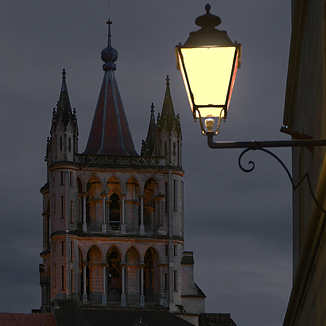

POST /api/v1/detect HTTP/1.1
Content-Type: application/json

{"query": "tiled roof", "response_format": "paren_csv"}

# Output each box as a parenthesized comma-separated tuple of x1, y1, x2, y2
(0, 313, 55, 326)
(54, 300, 194, 326)
(84, 69, 137, 156)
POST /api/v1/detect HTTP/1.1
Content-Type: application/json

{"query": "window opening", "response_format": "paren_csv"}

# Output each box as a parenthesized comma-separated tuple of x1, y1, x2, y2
(173, 180, 177, 211)
(61, 196, 64, 219)
(165, 182, 168, 213)
(107, 250, 121, 302)
(109, 193, 120, 230)
(70, 201, 73, 223)
(174, 270, 177, 291)
(164, 273, 168, 291)
(53, 194, 56, 214)
(61, 266, 65, 291)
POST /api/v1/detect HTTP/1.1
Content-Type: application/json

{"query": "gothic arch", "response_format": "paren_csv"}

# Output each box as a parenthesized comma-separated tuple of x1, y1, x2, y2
(76, 174, 86, 192)
(125, 244, 141, 261)
(85, 243, 104, 260)
(143, 176, 161, 195)
(107, 244, 122, 257)
(85, 173, 102, 186)
(144, 244, 162, 263)
(78, 245, 86, 261)
(126, 175, 140, 199)
(107, 175, 122, 197)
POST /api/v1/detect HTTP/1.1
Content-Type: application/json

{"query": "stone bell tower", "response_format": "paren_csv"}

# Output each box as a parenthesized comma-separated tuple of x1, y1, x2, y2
(39, 20, 205, 325)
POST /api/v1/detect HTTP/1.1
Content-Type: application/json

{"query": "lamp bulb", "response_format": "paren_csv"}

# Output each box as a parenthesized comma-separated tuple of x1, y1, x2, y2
(205, 118, 215, 132)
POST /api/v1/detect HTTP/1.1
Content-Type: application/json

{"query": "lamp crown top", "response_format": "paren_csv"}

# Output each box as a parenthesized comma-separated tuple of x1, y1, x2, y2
(195, 3, 221, 29)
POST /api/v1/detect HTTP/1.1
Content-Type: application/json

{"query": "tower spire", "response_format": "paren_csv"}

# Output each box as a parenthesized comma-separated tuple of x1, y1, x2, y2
(155, 76, 182, 167)
(158, 75, 180, 132)
(84, 21, 137, 156)
(53, 69, 72, 127)
(141, 103, 157, 156)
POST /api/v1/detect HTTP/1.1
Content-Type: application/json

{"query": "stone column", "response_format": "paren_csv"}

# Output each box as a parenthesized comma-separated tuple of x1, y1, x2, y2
(152, 199, 155, 230)
(121, 195, 126, 234)
(101, 192, 107, 233)
(159, 197, 163, 226)
(107, 200, 111, 230)
(139, 195, 145, 234)
(121, 264, 126, 306)
(82, 193, 87, 233)
(140, 264, 145, 306)
(159, 265, 164, 306)
(83, 264, 87, 303)
(102, 264, 107, 305)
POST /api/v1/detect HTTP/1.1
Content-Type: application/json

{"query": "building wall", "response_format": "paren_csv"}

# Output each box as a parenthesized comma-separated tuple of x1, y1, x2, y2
(283, 0, 326, 325)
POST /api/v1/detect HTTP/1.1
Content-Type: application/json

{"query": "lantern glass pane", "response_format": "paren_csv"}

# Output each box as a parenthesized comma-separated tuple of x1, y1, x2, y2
(181, 46, 236, 117)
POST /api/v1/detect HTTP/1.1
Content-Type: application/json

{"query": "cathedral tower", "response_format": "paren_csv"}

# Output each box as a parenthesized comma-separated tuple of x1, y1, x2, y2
(40, 21, 205, 324)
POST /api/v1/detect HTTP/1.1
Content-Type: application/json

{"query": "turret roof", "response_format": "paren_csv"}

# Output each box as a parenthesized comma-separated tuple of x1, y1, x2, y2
(84, 21, 137, 156)
(157, 76, 181, 135)
(51, 70, 77, 132)
(141, 103, 157, 156)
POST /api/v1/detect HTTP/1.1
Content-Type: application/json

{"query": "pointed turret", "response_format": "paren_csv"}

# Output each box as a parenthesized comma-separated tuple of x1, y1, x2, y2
(48, 70, 78, 164)
(84, 21, 137, 156)
(157, 76, 180, 133)
(141, 103, 157, 156)
(155, 76, 182, 167)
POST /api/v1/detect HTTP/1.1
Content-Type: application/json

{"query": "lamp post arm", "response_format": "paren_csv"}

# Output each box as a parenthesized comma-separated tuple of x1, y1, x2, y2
(206, 131, 326, 214)
(206, 132, 326, 149)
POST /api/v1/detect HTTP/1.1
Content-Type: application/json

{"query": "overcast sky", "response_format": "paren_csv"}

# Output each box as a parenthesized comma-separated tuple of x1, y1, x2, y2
(0, 1, 292, 326)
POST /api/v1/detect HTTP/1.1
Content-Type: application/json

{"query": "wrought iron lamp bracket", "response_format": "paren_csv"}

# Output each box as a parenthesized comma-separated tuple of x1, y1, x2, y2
(207, 132, 326, 214)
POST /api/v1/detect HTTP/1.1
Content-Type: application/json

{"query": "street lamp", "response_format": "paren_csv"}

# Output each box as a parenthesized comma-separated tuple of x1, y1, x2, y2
(175, 4, 241, 135)
(176, 4, 326, 212)
(176, 4, 326, 149)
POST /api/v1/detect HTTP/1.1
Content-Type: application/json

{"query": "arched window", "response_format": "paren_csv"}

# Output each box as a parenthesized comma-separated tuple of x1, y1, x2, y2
(109, 193, 120, 230)
(107, 249, 121, 302)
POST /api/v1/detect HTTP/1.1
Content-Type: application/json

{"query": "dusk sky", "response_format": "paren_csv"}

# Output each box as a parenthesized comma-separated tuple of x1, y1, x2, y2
(0, 1, 292, 326)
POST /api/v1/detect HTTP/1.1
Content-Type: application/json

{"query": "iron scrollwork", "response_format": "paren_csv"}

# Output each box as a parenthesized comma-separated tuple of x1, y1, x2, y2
(238, 147, 326, 214)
